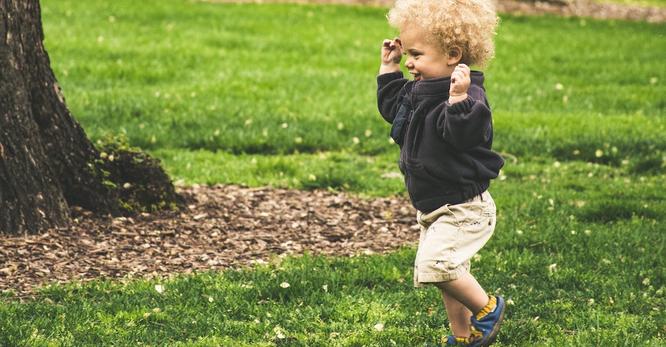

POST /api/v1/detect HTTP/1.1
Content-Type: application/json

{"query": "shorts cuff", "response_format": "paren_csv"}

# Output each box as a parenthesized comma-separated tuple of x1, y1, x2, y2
(414, 266, 468, 288)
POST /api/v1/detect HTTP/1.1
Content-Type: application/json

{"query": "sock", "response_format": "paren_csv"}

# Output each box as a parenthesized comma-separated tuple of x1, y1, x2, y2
(475, 295, 497, 320)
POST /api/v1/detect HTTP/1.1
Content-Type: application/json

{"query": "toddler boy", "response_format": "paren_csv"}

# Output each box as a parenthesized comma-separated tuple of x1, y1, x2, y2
(377, 1, 505, 346)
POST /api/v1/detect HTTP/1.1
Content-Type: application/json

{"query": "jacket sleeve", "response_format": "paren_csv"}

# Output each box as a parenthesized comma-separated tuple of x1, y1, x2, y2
(436, 85, 492, 150)
(377, 71, 408, 124)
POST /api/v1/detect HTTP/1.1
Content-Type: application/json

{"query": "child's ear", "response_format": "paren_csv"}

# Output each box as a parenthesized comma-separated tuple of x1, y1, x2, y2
(446, 46, 463, 66)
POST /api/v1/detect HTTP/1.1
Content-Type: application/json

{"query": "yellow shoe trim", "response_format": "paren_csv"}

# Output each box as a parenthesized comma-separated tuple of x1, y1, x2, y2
(475, 295, 497, 320)
(455, 336, 470, 344)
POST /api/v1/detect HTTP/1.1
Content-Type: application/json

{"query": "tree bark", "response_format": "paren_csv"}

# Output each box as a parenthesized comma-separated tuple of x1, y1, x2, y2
(0, 0, 181, 234)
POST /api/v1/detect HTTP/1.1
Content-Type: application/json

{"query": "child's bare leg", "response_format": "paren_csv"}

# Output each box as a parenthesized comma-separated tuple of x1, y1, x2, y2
(435, 272, 489, 314)
(439, 288, 473, 337)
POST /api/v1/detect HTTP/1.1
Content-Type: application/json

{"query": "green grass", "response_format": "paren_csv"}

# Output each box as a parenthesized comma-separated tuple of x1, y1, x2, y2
(1, 0, 664, 345)
(2, 161, 665, 345)
(8, 158, 665, 346)
(41, 0, 666, 173)
(3, 157, 666, 345)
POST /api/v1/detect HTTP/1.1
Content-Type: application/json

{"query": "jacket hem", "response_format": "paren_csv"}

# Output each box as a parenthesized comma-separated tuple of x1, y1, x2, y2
(414, 181, 490, 214)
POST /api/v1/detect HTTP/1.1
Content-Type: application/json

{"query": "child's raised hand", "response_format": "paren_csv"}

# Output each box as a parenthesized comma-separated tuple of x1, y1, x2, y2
(381, 38, 402, 66)
(449, 64, 471, 99)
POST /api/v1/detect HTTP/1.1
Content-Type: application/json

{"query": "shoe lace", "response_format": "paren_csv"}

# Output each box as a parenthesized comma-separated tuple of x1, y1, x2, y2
(443, 329, 483, 346)
(469, 327, 483, 341)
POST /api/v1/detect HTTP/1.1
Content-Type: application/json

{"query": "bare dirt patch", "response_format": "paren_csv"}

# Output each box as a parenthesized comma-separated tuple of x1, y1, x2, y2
(1, 185, 417, 297)
(497, 0, 665, 23)
(201, 0, 666, 23)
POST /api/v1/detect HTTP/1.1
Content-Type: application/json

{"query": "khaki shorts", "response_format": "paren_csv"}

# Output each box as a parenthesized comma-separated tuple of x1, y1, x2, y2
(413, 190, 497, 287)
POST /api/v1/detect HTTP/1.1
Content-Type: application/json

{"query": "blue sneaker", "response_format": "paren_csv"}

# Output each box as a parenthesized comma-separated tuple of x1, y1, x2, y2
(444, 335, 476, 346)
(423, 335, 476, 347)
(468, 295, 506, 347)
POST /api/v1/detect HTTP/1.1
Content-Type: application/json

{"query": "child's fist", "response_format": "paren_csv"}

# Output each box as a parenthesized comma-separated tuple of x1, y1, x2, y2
(449, 64, 471, 99)
(381, 38, 402, 65)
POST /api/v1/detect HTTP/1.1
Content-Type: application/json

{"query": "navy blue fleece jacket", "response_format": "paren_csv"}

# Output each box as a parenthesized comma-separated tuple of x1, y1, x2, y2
(377, 71, 504, 213)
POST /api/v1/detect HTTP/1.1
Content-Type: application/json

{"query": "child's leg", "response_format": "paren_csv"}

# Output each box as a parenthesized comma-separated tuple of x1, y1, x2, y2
(438, 273, 506, 346)
(436, 271, 489, 314)
(439, 287, 473, 337)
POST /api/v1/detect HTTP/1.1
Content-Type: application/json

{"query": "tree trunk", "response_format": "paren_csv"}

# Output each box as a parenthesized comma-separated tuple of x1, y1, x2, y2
(0, 0, 182, 234)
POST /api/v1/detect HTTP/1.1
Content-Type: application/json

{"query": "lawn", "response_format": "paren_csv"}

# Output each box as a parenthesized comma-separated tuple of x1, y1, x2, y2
(0, 0, 664, 345)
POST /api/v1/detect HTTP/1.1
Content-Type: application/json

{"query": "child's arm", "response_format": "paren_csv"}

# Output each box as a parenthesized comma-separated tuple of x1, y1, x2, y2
(377, 38, 409, 124)
(379, 38, 402, 75)
(435, 64, 493, 150)
(448, 64, 472, 105)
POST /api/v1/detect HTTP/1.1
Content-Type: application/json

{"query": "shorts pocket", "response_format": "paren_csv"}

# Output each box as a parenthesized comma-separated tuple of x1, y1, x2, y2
(460, 214, 494, 234)
(416, 215, 461, 270)
(449, 199, 495, 229)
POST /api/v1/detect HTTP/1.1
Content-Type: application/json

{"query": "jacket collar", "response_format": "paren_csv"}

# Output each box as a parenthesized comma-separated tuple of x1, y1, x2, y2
(411, 71, 485, 98)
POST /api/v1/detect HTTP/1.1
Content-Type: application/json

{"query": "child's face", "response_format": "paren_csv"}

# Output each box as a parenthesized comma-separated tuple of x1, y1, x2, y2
(399, 25, 455, 81)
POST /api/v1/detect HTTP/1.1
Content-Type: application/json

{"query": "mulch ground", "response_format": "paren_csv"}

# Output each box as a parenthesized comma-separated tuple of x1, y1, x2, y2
(0, 185, 418, 297)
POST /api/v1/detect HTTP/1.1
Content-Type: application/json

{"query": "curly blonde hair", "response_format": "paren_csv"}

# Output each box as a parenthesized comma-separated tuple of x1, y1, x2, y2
(387, 0, 499, 67)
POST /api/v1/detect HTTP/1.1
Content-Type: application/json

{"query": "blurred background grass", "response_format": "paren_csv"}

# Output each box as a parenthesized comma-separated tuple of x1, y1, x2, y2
(41, 0, 665, 196)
